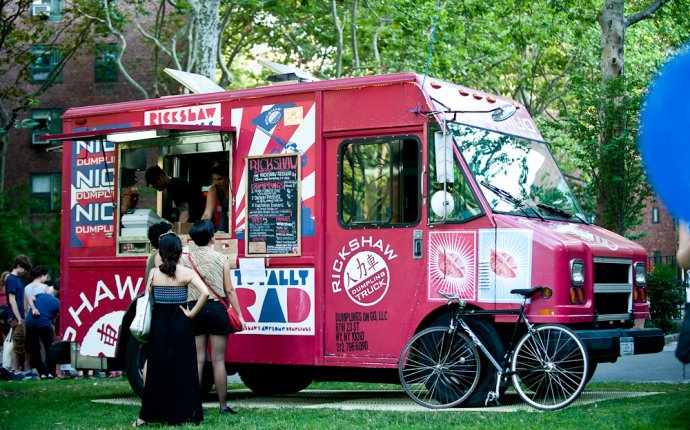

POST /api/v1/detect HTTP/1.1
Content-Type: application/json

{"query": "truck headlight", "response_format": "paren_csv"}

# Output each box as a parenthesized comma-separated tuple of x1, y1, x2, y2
(570, 259, 585, 286)
(634, 263, 647, 286)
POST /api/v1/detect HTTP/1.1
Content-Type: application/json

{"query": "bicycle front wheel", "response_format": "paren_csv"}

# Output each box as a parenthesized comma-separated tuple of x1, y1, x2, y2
(399, 327, 481, 408)
(511, 324, 589, 410)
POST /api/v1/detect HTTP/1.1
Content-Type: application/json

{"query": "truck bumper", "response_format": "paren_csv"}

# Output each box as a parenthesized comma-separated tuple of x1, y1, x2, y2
(574, 328, 665, 363)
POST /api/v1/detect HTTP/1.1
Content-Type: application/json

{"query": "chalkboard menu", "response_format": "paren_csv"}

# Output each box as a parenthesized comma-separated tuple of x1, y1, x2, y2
(245, 153, 301, 256)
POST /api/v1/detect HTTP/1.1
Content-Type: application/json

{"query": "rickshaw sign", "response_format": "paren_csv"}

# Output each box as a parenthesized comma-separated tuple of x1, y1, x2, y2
(331, 236, 397, 306)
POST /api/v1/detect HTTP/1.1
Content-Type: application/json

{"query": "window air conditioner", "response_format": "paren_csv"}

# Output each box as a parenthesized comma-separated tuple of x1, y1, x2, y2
(32, 131, 49, 145)
(32, 4, 51, 17)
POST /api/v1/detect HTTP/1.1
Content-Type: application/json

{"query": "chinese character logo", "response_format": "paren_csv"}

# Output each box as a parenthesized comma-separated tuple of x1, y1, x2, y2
(343, 250, 389, 306)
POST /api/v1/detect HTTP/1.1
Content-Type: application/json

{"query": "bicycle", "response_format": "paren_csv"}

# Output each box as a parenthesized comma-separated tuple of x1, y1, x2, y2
(398, 287, 589, 410)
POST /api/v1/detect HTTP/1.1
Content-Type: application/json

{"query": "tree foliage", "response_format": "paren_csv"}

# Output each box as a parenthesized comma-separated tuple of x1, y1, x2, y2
(646, 264, 685, 333)
(0, 0, 105, 192)
(0, 185, 60, 275)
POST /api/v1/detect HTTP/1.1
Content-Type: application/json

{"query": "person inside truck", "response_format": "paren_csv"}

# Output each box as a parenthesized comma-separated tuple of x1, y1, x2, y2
(145, 165, 205, 224)
(201, 160, 230, 232)
(120, 186, 140, 216)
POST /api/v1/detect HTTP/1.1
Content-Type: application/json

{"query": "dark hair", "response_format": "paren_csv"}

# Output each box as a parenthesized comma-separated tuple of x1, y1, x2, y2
(210, 160, 229, 178)
(147, 221, 172, 249)
(158, 233, 182, 277)
(189, 220, 215, 246)
(145, 165, 164, 186)
(13, 255, 32, 271)
(30, 265, 49, 280)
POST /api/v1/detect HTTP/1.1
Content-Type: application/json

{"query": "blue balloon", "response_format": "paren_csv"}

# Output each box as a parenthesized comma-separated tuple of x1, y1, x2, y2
(640, 47, 690, 220)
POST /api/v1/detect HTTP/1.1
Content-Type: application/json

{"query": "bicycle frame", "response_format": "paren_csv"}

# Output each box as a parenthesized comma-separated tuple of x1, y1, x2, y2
(448, 296, 536, 405)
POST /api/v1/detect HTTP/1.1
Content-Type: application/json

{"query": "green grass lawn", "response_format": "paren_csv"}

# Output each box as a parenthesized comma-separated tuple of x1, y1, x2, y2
(1, 378, 689, 429)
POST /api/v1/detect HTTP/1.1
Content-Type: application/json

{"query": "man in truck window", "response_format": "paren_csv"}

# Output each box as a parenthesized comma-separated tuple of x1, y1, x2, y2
(145, 166, 205, 223)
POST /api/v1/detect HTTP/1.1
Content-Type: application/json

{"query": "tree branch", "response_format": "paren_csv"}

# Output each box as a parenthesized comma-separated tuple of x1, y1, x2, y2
(626, 0, 673, 28)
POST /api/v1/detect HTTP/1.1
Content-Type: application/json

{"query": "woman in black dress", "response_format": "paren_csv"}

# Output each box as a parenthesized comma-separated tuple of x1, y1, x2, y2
(132, 232, 210, 427)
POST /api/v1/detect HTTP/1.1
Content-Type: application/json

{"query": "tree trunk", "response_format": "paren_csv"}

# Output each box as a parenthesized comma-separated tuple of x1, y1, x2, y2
(595, 0, 671, 234)
(598, 0, 626, 83)
(189, 0, 221, 80)
(596, 0, 627, 234)
(331, 0, 344, 78)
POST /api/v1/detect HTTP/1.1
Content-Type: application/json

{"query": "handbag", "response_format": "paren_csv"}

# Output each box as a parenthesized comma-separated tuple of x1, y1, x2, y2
(676, 303, 690, 364)
(2, 328, 13, 370)
(189, 254, 244, 333)
(129, 273, 154, 343)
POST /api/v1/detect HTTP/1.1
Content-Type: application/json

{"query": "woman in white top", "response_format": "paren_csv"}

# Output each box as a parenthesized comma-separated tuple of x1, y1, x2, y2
(25, 266, 50, 316)
(182, 219, 246, 414)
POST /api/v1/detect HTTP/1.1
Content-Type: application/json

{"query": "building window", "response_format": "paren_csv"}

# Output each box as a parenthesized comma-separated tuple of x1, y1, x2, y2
(29, 109, 63, 145)
(95, 43, 118, 82)
(30, 45, 62, 83)
(32, 0, 62, 20)
(31, 173, 61, 212)
(653, 250, 662, 265)
(339, 136, 420, 227)
(652, 206, 660, 224)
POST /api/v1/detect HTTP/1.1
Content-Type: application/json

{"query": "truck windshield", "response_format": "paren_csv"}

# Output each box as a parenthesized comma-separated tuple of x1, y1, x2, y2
(447, 122, 586, 222)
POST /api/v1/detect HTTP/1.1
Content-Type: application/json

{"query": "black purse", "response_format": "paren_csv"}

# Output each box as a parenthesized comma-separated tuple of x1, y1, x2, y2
(675, 303, 690, 364)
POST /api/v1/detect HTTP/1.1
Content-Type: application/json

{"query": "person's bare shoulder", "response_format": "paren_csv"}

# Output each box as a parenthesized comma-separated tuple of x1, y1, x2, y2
(175, 265, 196, 283)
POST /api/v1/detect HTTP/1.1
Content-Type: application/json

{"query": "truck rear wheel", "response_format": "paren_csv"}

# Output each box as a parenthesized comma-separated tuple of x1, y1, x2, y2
(125, 336, 147, 399)
(239, 365, 313, 394)
(432, 314, 505, 407)
(126, 337, 215, 399)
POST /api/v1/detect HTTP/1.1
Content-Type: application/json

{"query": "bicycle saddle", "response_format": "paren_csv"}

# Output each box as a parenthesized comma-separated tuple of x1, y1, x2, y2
(510, 286, 543, 298)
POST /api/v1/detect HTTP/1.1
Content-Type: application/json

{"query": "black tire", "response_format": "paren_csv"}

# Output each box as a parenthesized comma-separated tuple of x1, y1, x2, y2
(399, 327, 481, 408)
(585, 361, 598, 385)
(125, 335, 148, 399)
(432, 314, 505, 407)
(199, 362, 214, 398)
(126, 339, 215, 400)
(239, 365, 313, 395)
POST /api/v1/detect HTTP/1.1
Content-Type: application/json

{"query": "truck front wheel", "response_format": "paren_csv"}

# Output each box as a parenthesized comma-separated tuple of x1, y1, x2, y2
(431, 314, 505, 407)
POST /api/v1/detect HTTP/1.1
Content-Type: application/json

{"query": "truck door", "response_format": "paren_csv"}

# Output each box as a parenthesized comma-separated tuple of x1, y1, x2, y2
(324, 135, 424, 362)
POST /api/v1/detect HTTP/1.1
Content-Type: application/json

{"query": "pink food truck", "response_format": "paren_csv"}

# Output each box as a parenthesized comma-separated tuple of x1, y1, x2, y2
(46, 72, 663, 405)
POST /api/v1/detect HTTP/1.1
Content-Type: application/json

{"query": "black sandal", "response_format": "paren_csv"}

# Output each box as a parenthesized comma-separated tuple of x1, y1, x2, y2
(220, 405, 238, 414)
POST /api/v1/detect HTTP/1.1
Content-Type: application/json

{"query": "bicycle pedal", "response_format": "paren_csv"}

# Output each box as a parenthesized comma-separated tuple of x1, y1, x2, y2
(484, 391, 500, 406)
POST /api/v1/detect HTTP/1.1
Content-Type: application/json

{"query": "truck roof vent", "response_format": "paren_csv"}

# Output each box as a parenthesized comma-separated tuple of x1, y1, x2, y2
(259, 59, 320, 85)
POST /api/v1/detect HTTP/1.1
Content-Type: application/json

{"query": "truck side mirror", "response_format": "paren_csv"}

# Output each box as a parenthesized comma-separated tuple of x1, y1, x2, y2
(433, 131, 454, 184)
(431, 190, 454, 218)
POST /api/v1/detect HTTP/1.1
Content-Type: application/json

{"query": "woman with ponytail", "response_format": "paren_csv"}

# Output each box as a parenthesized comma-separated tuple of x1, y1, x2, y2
(133, 232, 210, 427)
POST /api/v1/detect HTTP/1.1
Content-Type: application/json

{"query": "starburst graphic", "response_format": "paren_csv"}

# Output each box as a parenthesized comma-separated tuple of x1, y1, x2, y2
(478, 229, 533, 303)
(428, 231, 476, 300)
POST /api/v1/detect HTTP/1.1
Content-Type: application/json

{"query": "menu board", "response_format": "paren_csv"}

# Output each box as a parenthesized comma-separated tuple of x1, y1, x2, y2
(245, 153, 301, 256)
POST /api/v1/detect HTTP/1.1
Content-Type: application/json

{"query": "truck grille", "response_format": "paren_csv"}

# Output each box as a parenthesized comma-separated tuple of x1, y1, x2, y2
(593, 257, 632, 323)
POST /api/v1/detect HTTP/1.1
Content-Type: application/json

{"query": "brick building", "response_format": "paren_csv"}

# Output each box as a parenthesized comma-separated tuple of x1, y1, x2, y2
(3, 1, 156, 215)
(4, 2, 679, 272)
(631, 197, 678, 268)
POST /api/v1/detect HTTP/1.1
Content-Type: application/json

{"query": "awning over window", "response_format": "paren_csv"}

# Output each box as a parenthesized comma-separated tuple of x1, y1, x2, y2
(41, 124, 236, 142)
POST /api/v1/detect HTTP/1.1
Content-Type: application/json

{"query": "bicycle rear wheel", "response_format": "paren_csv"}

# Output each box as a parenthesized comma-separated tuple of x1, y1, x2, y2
(399, 327, 481, 408)
(511, 324, 589, 410)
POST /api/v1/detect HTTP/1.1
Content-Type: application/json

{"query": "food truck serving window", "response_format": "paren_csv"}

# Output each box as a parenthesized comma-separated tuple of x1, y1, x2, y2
(339, 136, 420, 227)
(115, 130, 233, 255)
